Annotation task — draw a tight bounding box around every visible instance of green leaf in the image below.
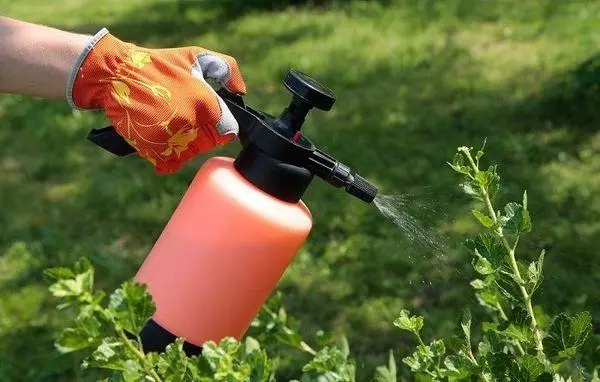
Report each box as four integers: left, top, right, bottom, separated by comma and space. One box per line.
495, 271, 522, 303
474, 257, 495, 275
448, 153, 471, 176
475, 331, 508, 369
83, 338, 129, 371
476, 290, 501, 310
473, 165, 500, 199
55, 315, 102, 353
459, 180, 483, 201
190, 335, 274, 381
74, 257, 93, 274
199, 337, 252, 380
470, 279, 486, 289
157, 338, 193, 380
460, 309, 472, 345
518, 354, 544, 379
108, 281, 155, 335
507, 307, 531, 328
465, 234, 506, 270
502, 324, 531, 343
121, 360, 145, 382
499, 202, 532, 235
249, 294, 304, 351
475, 170, 491, 187
244, 336, 261, 355
472, 210, 496, 228
508, 363, 530, 382
48, 268, 94, 298
488, 352, 534, 381
244, 339, 273, 382
486, 165, 501, 198
374, 350, 397, 382
430, 339, 445, 358
393, 310, 423, 334
44, 267, 75, 282
526, 250, 545, 295
543, 312, 592, 363
302, 346, 356, 382
488, 352, 511, 377
402, 346, 434, 374
496, 308, 533, 344
440, 356, 466, 378
535, 373, 553, 382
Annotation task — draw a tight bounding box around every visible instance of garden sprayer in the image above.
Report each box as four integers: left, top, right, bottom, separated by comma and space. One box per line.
87, 69, 378, 354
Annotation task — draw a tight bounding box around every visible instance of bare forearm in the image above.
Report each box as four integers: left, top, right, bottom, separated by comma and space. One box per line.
0, 16, 91, 99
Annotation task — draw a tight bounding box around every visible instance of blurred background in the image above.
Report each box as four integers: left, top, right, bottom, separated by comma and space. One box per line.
1, 0, 599, 380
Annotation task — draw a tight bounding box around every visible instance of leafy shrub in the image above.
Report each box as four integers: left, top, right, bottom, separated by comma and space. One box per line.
46, 141, 598, 381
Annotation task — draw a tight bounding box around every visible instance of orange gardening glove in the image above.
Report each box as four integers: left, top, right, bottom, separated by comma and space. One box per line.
67, 28, 247, 174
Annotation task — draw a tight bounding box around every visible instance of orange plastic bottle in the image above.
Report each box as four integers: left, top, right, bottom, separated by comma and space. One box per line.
112, 70, 378, 355
134, 156, 312, 351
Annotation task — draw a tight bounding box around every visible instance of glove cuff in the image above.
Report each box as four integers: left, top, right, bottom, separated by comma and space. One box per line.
67, 28, 131, 110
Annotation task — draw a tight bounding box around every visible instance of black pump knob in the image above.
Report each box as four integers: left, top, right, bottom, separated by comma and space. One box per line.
283, 69, 336, 111
276, 70, 337, 137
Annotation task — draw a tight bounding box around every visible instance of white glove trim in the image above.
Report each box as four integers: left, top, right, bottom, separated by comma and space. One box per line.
66, 27, 110, 110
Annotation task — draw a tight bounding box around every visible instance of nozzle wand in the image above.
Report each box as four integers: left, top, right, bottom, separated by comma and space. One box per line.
307, 149, 377, 203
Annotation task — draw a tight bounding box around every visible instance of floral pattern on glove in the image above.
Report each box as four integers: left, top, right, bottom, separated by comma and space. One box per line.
70, 32, 246, 174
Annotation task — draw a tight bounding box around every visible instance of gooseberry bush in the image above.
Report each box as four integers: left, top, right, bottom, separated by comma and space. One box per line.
46, 142, 598, 381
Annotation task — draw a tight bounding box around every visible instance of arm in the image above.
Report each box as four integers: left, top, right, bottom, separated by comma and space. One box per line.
0, 16, 91, 99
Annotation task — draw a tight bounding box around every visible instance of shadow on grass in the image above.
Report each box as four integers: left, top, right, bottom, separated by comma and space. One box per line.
505, 52, 600, 320
57, 0, 334, 50
520, 52, 600, 134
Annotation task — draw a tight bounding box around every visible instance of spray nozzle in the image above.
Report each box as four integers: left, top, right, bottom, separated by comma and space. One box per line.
307, 149, 377, 203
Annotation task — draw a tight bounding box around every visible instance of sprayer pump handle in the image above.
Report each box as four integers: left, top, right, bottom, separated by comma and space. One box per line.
283, 70, 336, 111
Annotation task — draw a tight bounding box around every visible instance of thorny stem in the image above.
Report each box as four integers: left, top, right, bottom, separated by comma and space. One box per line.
459, 147, 544, 355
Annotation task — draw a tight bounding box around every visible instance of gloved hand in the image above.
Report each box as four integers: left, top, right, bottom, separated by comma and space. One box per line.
67, 28, 246, 174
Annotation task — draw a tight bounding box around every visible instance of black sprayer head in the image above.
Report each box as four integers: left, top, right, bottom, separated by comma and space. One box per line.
226, 69, 378, 204
85, 69, 378, 204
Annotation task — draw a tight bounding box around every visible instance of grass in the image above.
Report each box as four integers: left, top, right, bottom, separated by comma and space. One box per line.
1, 0, 600, 380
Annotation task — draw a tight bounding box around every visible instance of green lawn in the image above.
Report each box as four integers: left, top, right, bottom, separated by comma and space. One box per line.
1, 0, 599, 380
